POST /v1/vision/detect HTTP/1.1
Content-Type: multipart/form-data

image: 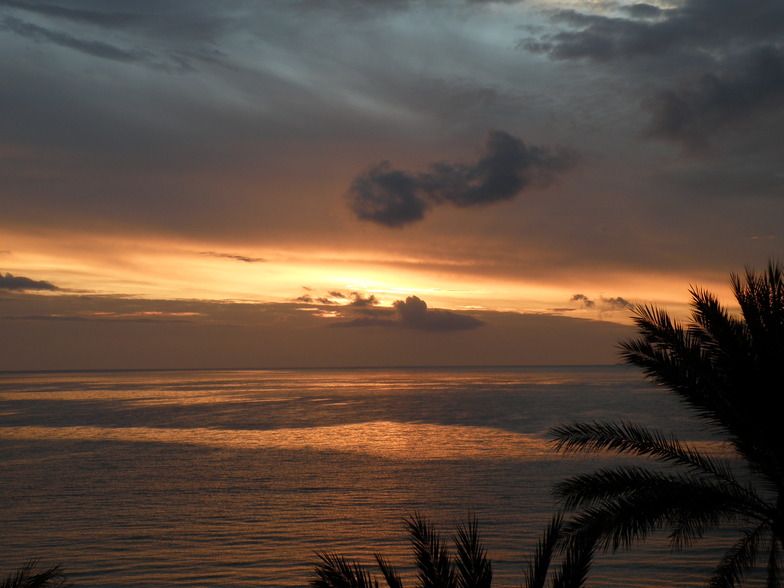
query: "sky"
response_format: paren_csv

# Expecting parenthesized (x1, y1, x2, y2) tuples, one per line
(1, 0, 783, 370)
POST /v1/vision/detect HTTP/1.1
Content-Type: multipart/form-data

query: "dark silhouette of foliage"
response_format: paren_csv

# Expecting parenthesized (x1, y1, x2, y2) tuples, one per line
(551, 261, 784, 586)
(521, 514, 597, 588)
(311, 513, 595, 588)
(1, 561, 70, 588)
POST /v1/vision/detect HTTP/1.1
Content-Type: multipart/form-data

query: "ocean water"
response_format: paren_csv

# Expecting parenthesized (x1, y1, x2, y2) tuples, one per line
(0, 366, 732, 586)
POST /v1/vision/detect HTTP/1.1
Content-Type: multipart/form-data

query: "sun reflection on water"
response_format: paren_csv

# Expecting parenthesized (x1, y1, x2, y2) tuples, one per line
(0, 421, 554, 460)
(0, 421, 731, 462)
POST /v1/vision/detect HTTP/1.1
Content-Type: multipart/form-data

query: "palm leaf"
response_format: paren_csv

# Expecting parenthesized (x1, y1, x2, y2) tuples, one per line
(550, 527, 597, 588)
(0, 562, 70, 588)
(374, 554, 404, 588)
(311, 552, 379, 588)
(550, 421, 739, 484)
(707, 524, 770, 588)
(452, 515, 492, 588)
(558, 469, 771, 553)
(522, 514, 563, 588)
(406, 513, 456, 588)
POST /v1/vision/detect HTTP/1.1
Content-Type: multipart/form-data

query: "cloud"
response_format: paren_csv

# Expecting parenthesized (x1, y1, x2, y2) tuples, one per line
(2, 311, 201, 323)
(394, 296, 484, 330)
(0, 272, 59, 291)
(331, 295, 484, 331)
(0, 15, 181, 69)
(645, 48, 784, 147)
(570, 293, 595, 309)
(0, 0, 146, 28)
(200, 251, 266, 263)
(571, 293, 631, 312)
(520, 0, 784, 146)
(295, 291, 378, 306)
(600, 296, 632, 311)
(347, 130, 578, 227)
(522, 0, 784, 63)
(347, 292, 379, 307)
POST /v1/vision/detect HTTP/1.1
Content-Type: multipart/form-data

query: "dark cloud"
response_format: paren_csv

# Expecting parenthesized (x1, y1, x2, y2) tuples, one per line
(523, 0, 784, 63)
(571, 293, 632, 312)
(645, 47, 784, 147)
(0, 272, 59, 291)
(347, 164, 429, 227)
(347, 130, 578, 227)
(570, 293, 595, 309)
(331, 295, 484, 331)
(347, 292, 379, 307)
(621, 4, 663, 19)
(394, 296, 484, 330)
(200, 251, 266, 263)
(294, 290, 378, 307)
(519, 0, 784, 147)
(601, 296, 631, 311)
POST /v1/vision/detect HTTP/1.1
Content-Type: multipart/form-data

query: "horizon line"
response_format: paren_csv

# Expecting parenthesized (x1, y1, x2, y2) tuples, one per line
(0, 363, 628, 375)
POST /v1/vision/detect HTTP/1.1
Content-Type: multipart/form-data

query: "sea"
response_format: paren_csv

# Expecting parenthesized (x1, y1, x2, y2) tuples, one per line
(0, 366, 735, 586)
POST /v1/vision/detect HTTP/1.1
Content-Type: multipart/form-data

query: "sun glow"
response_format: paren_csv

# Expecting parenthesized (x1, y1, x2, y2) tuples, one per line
(2, 229, 714, 326)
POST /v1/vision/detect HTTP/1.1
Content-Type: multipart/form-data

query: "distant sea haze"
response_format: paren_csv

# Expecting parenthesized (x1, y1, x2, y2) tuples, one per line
(1, 367, 731, 586)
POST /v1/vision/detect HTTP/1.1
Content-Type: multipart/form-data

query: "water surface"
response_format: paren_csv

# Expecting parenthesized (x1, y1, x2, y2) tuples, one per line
(0, 366, 730, 586)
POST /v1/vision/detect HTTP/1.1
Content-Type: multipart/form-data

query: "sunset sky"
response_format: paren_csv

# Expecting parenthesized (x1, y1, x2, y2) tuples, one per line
(2, 0, 783, 370)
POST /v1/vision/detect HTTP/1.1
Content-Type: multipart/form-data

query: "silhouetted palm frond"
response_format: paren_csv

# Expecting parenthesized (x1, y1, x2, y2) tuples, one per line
(311, 553, 379, 588)
(550, 527, 597, 588)
(551, 420, 736, 480)
(522, 514, 563, 588)
(0, 562, 70, 588)
(406, 513, 456, 588)
(374, 554, 403, 588)
(452, 515, 492, 588)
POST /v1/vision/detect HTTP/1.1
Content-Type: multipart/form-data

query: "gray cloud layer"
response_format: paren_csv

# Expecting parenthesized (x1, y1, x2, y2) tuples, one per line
(347, 131, 578, 227)
(645, 48, 784, 147)
(522, 0, 784, 147)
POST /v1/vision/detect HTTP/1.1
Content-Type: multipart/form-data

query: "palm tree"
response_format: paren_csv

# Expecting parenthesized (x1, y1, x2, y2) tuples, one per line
(310, 513, 595, 588)
(550, 261, 784, 586)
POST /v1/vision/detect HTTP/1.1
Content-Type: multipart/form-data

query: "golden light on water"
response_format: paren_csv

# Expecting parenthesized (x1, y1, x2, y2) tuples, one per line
(0, 422, 553, 461)
(0, 423, 732, 462)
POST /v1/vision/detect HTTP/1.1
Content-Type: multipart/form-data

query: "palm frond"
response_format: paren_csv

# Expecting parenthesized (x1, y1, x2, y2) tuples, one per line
(707, 524, 769, 588)
(522, 514, 563, 588)
(766, 535, 781, 588)
(550, 421, 739, 483)
(550, 527, 597, 588)
(688, 286, 750, 364)
(553, 466, 770, 524)
(452, 515, 491, 588)
(406, 513, 456, 588)
(0, 562, 70, 588)
(311, 552, 379, 588)
(374, 554, 404, 588)
(558, 469, 769, 554)
(619, 308, 737, 438)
